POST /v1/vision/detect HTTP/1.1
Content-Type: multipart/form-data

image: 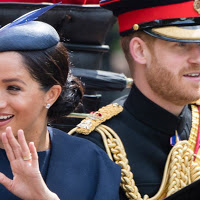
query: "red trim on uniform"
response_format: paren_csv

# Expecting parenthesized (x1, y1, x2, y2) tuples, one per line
(100, 0, 120, 6)
(118, 1, 199, 33)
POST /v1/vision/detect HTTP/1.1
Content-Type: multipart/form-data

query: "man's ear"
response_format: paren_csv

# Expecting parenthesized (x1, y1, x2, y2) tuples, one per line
(45, 85, 62, 106)
(129, 37, 148, 65)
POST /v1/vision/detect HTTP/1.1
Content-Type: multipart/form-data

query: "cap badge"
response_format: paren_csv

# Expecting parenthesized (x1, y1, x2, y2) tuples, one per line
(194, 0, 200, 14)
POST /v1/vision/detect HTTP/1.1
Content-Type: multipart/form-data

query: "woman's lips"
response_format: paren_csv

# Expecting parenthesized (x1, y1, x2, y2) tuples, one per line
(0, 114, 14, 127)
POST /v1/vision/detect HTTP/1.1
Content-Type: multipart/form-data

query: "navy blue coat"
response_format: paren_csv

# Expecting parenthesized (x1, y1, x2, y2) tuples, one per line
(46, 127, 121, 200)
(0, 127, 121, 200)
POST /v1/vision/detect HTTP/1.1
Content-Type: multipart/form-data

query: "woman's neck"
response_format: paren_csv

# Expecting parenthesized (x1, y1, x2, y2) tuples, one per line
(26, 127, 50, 152)
(0, 126, 50, 152)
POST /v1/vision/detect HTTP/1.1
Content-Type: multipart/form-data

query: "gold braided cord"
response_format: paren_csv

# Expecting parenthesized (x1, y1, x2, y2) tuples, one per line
(69, 125, 200, 199)
(97, 125, 144, 199)
(96, 126, 200, 200)
(96, 125, 143, 200)
(68, 127, 77, 135)
(188, 105, 199, 151)
(166, 141, 193, 196)
(68, 104, 200, 200)
(190, 162, 200, 182)
(187, 104, 200, 183)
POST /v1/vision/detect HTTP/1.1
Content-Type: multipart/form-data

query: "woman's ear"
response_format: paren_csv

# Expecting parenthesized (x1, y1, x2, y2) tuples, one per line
(45, 85, 62, 106)
(129, 37, 148, 65)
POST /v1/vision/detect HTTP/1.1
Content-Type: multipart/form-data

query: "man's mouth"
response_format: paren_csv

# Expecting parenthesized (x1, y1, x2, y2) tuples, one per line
(183, 73, 200, 77)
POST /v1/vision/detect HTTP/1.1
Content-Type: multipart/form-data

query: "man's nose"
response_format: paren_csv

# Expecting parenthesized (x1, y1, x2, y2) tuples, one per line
(188, 45, 200, 64)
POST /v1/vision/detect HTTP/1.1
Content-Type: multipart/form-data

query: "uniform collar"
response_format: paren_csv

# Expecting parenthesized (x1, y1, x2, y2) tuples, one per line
(124, 84, 191, 137)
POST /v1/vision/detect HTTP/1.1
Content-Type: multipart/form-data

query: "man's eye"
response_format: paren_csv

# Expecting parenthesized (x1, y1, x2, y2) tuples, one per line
(177, 42, 186, 47)
(7, 86, 21, 91)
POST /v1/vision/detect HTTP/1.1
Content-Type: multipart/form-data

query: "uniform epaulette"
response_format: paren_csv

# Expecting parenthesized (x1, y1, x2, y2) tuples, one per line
(75, 103, 123, 135)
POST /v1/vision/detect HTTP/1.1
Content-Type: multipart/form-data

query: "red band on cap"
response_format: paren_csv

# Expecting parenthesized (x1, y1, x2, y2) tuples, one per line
(118, 1, 199, 33)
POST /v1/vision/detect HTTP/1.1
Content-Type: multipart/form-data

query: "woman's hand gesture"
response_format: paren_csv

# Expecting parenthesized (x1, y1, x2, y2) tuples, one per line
(0, 127, 59, 200)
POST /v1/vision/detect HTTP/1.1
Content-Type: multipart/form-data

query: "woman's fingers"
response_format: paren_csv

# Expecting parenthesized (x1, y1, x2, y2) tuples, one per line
(1, 131, 15, 162)
(17, 130, 32, 162)
(5, 127, 22, 160)
(2, 127, 38, 168)
(29, 142, 39, 168)
(0, 172, 13, 191)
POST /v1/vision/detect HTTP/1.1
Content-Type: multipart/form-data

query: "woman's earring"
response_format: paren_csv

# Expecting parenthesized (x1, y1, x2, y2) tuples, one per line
(45, 104, 51, 109)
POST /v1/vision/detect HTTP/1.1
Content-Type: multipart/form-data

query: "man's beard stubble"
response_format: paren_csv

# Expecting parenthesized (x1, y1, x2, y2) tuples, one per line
(145, 56, 200, 106)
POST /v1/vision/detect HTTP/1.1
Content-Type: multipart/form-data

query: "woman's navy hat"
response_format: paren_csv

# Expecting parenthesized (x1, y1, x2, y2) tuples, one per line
(100, 0, 200, 42)
(0, 3, 60, 52)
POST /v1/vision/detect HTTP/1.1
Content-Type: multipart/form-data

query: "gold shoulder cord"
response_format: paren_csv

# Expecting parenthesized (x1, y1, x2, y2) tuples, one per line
(68, 104, 200, 200)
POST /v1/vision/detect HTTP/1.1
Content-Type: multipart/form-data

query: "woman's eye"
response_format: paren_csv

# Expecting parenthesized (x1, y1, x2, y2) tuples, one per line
(7, 85, 21, 91)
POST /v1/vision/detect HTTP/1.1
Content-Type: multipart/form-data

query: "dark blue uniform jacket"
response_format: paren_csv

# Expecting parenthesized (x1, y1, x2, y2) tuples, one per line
(76, 84, 192, 199)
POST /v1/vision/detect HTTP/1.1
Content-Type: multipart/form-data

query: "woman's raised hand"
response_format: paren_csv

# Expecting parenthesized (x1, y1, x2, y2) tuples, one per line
(0, 127, 59, 200)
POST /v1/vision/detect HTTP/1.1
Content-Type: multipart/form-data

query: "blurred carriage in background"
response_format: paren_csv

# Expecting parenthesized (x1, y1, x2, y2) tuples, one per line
(0, 1, 132, 132)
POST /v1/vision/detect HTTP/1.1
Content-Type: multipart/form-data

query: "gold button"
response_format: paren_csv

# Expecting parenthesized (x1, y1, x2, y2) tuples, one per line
(133, 24, 139, 31)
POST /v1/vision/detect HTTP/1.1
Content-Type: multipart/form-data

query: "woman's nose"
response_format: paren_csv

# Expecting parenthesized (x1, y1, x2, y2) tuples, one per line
(0, 94, 7, 108)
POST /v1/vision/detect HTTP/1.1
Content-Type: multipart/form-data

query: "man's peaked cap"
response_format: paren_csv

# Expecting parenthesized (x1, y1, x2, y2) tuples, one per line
(100, 0, 200, 42)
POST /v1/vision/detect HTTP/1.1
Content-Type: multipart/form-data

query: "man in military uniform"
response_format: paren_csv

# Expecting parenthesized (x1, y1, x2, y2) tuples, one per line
(71, 0, 200, 199)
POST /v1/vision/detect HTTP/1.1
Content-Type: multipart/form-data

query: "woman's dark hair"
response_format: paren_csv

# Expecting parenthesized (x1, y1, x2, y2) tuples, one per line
(18, 42, 83, 121)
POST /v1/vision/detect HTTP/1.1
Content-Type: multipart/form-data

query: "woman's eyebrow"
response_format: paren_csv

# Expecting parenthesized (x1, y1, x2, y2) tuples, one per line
(2, 78, 27, 85)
